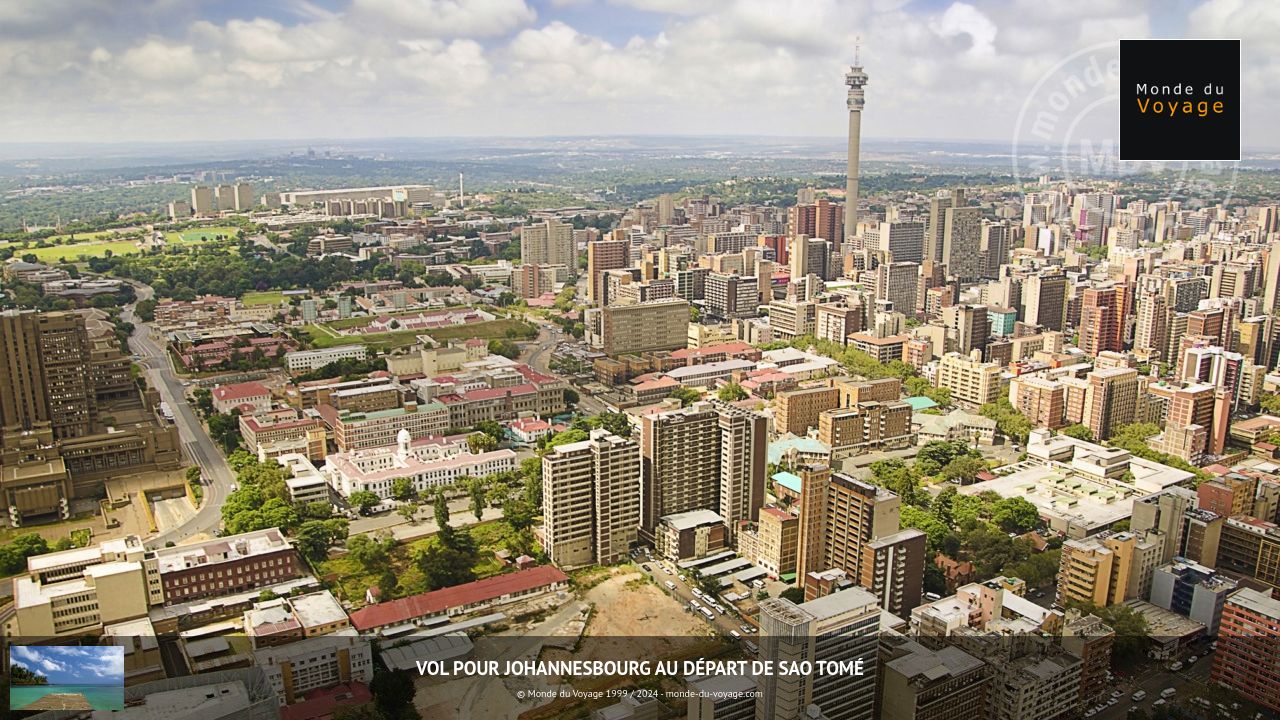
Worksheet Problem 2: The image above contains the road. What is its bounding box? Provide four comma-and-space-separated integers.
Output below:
121, 283, 233, 547
521, 321, 610, 416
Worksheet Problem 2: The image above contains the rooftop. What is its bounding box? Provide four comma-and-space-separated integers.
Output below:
347, 565, 568, 631
658, 508, 726, 531
1226, 586, 1280, 619
153, 528, 292, 574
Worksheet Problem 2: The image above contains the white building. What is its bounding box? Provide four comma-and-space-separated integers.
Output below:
323, 429, 516, 499
284, 345, 369, 373
254, 631, 373, 705
276, 454, 331, 506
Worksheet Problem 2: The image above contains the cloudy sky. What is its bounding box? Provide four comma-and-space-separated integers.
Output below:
0, 0, 1275, 146
10, 646, 124, 685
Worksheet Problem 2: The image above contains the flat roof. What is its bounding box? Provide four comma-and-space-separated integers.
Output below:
659, 508, 725, 530
771, 471, 802, 493
154, 528, 292, 574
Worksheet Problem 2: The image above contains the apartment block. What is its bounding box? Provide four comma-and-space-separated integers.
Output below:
935, 351, 1002, 408
587, 238, 630, 306
597, 298, 690, 356
773, 386, 839, 437
520, 218, 575, 268
1056, 532, 1158, 607
1217, 516, 1280, 588
1211, 588, 1280, 714
879, 639, 988, 720
542, 429, 641, 568
817, 400, 914, 454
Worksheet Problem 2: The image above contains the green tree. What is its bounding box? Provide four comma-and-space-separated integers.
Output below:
1060, 423, 1094, 441
186, 465, 203, 484
349, 490, 381, 514
901, 505, 953, 553
348, 533, 394, 570
398, 501, 419, 524
1259, 392, 1280, 414
391, 477, 417, 502
503, 497, 537, 530
487, 338, 520, 359
0, 533, 51, 575
780, 586, 806, 603
467, 432, 498, 454
668, 386, 701, 407
940, 456, 987, 485
369, 669, 419, 720
468, 479, 487, 521
433, 490, 451, 529
992, 497, 1041, 533
474, 420, 504, 441
590, 411, 632, 438
413, 533, 479, 590
717, 383, 748, 402
294, 519, 346, 562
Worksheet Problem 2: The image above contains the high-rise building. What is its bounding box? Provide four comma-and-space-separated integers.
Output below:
233, 182, 254, 211
757, 587, 880, 720
0, 310, 98, 440
520, 218, 576, 268
705, 272, 760, 320
925, 190, 964, 266
542, 429, 641, 569
866, 528, 927, 617
1010, 376, 1065, 429
1022, 270, 1067, 332
774, 386, 840, 436
214, 184, 236, 211
817, 401, 914, 455
639, 401, 767, 538
789, 199, 844, 246
586, 238, 630, 306
876, 220, 925, 264
595, 298, 690, 356
1082, 367, 1138, 441
190, 185, 214, 216
980, 221, 1011, 278
1211, 588, 1280, 714
1060, 613, 1116, 710
844, 60, 869, 252
1078, 285, 1123, 357
1148, 559, 1237, 635
942, 304, 991, 358
874, 262, 920, 317
942, 206, 983, 281
1056, 532, 1158, 607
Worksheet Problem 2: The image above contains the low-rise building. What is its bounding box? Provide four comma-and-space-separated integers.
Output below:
317, 401, 450, 451
285, 346, 369, 373
324, 429, 515, 500
154, 528, 304, 603
212, 381, 273, 414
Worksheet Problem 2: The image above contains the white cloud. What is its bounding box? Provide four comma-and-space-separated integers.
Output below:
119, 39, 201, 82
351, 0, 537, 37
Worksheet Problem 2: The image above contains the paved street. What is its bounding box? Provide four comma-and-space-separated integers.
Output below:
122, 283, 234, 548
633, 553, 758, 642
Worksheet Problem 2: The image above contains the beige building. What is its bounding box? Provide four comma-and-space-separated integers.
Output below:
739, 506, 800, 578
1056, 531, 1159, 608
597, 298, 690, 356
774, 386, 839, 436
542, 429, 641, 569
936, 350, 1002, 408
1083, 367, 1138, 441
10, 535, 163, 639
521, 218, 576, 268
316, 401, 450, 451
818, 400, 914, 454
879, 639, 988, 720
767, 298, 816, 340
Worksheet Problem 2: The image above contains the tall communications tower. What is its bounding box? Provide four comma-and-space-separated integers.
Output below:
844, 51, 868, 252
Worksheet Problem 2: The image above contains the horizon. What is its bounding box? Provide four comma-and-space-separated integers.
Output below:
9, 646, 124, 686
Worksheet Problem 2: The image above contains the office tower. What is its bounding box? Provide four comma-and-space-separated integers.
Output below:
1211, 588, 1280, 714
1133, 288, 1168, 358
942, 206, 983, 281
595, 298, 689, 356
788, 233, 810, 282
879, 640, 988, 720
844, 59, 868, 252
942, 304, 991, 357
1155, 383, 1214, 464
717, 403, 769, 540
1056, 532, 1157, 607
167, 200, 191, 220
705, 272, 760, 320
1130, 487, 1196, 565
587, 238, 629, 306
756, 587, 880, 720
520, 218, 576, 268
542, 429, 640, 569
874, 262, 920, 316
1211, 262, 1257, 300
935, 351, 1002, 408
875, 220, 925, 264
639, 401, 767, 537
190, 185, 214, 216
1187, 307, 1229, 349
1078, 285, 1123, 357
925, 190, 964, 266
1148, 560, 1237, 635
214, 184, 236, 211
980, 221, 1010, 278
1022, 270, 1067, 332
789, 199, 844, 246
767, 298, 816, 340
656, 193, 676, 225
233, 182, 254, 211
0, 310, 97, 440
1082, 367, 1138, 441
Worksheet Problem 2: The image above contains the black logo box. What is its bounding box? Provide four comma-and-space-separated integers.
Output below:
1120, 39, 1240, 162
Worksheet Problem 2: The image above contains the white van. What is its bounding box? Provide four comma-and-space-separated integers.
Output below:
1160, 688, 1176, 699
665, 580, 676, 590
1131, 691, 1146, 702
700, 607, 715, 620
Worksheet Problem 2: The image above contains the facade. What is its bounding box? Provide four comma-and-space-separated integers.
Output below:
542, 429, 641, 568
756, 587, 880, 720
317, 401, 450, 451
1056, 532, 1158, 608
587, 238, 630, 306
324, 430, 516, 500
284, 346, 369, 373
597, 298, 691, 356
935, 351, 1002, 408
738, 506, 800, 578
520, 218, 576, 269
817, 400, 913, 454
705, 272, 760, 320
348, 565, 569, 633
239, 409, 327, 462
1211, 587, 1280, 713
774, 386, 839, 436
255, 632, 374, 705
1083, 367, 1138, 442
866, 528, 927, 617
1148, 559, 1237, 635
879, 640, 988, 720
154, 528, 304, 603
212, 381, 273, 414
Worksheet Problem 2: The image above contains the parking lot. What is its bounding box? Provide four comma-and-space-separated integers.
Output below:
630, 548, 762, 649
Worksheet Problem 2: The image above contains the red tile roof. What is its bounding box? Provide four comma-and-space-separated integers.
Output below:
348, 565, 568, 631
279, 683, 372, 720
213, 381, 271, 402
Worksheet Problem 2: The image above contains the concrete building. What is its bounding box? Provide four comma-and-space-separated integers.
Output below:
879, 639, 988, 720
844, 59, 868, 248
1056, 532, 1158, 607
1217, 515, 1280, 588
284, 345, 369, 373
705, 272, 760, 320
154, 528, 304, 603
1148, 559, 1237, 635
1211, 587, 1280, 714
323, 430, 516, 500
756, 586, 880, 720
191, 185, 215, 216
935, 351, 1002, 409
738, 506, 800, 578
316, 401, 450, 451
774, 386, 839, 436
542, 429, 641, 568
817, 401, 914, 454
866, 528, 928, 617
521, 218, 576, 269
587, 238, 630, 306
656, 508, 727, 561
875, 262, 921, 316
1082, 367, 1138, 442
255, 632, 374, 705
596, 298, 690, 356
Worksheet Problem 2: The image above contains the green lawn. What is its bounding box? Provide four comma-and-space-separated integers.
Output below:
241, 290, 285, 306
307, 318, 529, 352
163, 226, 240, 243
20, 239, 145, 262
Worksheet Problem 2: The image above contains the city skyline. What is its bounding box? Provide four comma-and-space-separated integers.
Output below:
3, 0, 1278, 147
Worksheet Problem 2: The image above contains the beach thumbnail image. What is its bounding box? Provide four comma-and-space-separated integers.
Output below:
9, 645, 124, 712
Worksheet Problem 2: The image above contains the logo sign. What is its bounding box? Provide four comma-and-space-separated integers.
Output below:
1120, 39, 1240, 161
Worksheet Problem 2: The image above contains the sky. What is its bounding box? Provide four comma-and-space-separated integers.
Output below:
9, 646, 124, 685
0, 0, 1276, 146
